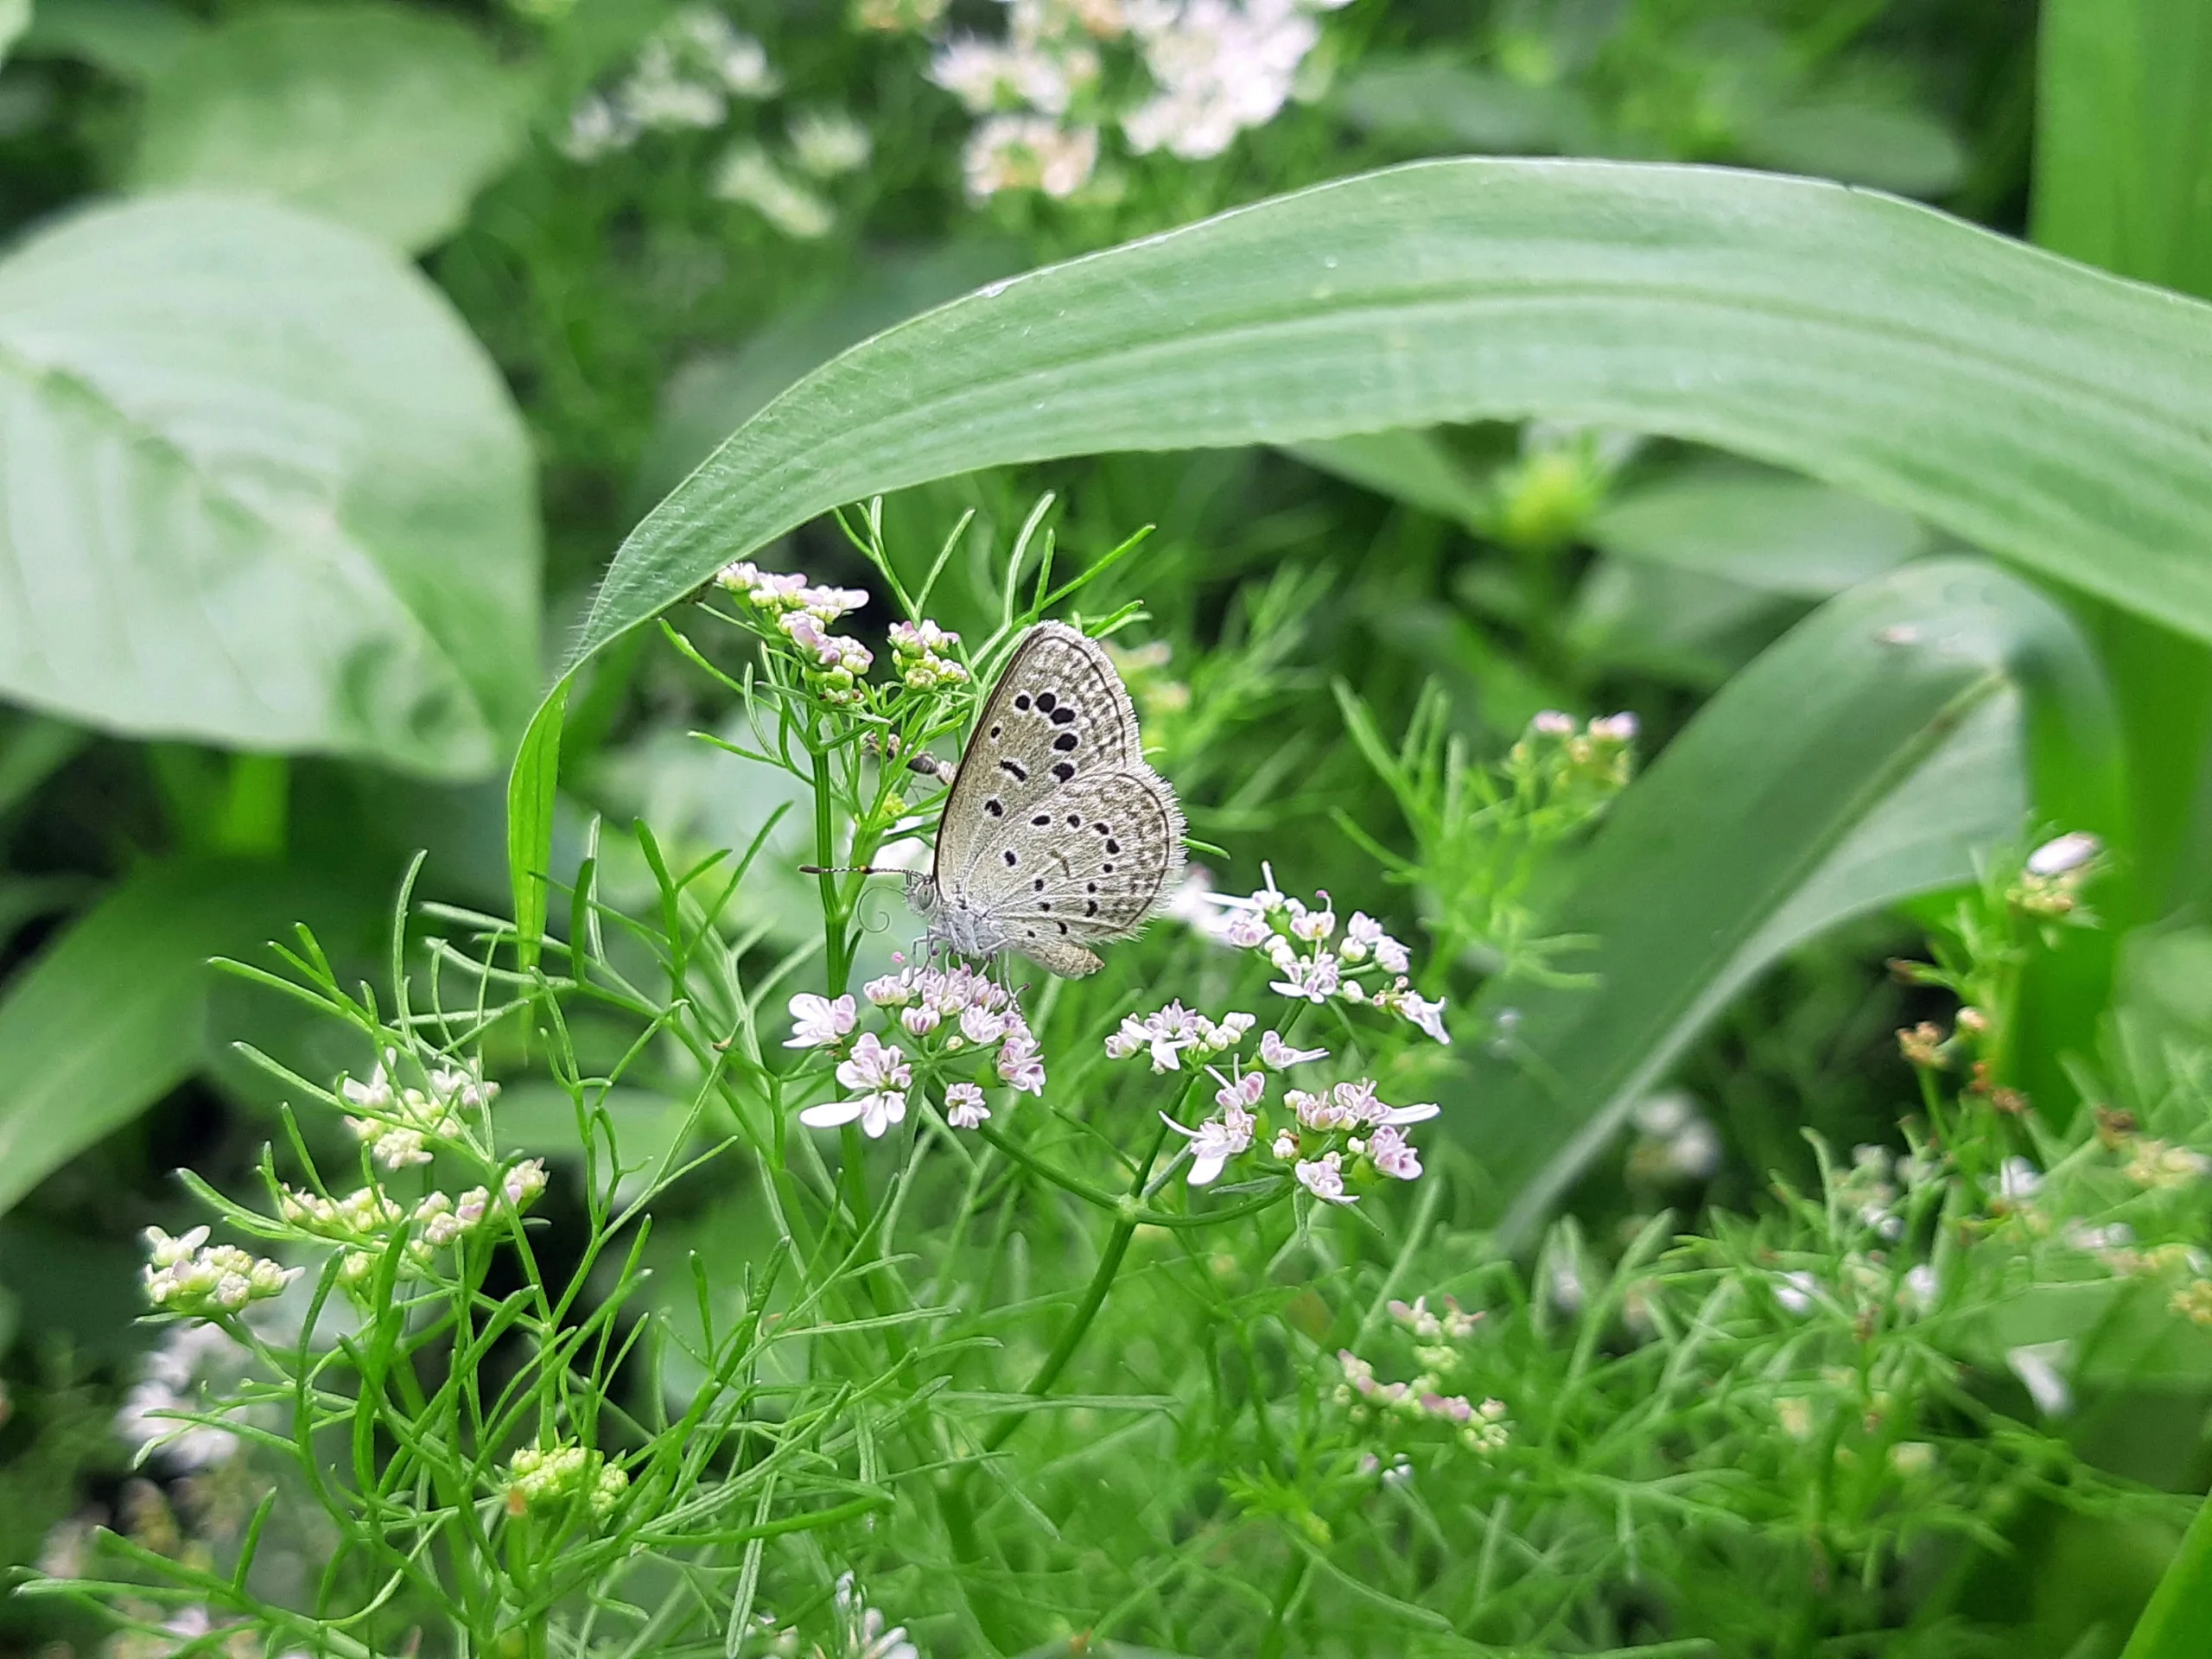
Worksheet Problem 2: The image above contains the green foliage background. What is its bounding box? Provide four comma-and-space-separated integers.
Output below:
0, 0, 2209, 1653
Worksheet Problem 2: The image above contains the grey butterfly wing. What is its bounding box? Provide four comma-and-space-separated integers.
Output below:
956, 767, 1188, 977
936, 621, 1143, 896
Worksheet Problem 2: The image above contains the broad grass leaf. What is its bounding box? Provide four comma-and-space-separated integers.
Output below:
0, 194, 539, 775
128, 2, 531, 252
0, 860, 375, 1218
569, 159, 2212, 666
2122, 1480, 2212, 1657
1452, 558, 2122, 1243
1589, 461, 1934, 599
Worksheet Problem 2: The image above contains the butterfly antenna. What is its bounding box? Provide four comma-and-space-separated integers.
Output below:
798, 864, 897, 875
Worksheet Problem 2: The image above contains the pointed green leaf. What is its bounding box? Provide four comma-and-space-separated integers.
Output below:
1452, 558, 2121, 1243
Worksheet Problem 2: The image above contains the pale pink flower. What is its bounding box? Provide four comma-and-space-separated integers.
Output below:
1270, 952, 1340, 1003
1295, 1151, 1356, 1205
799, 1089, 907, 1138
1367, 1124, 1422, 1180
1258, 1031, 1327, 1068
836, 1033, 911, 1095
1222, 911, 1273, 949
1163, 1105, 1255, 1185
997, 1031, 1046, 1095
863, 972, 915, 1008
901, 1004, 942, 1037
1373, 936, 1411, 976
1287, 898, 1335, 943
785, 992, 857, 1049
959, 1005, 1007, 1046
943, 1082, 990, 1129
1211, 1068, 1265, 1113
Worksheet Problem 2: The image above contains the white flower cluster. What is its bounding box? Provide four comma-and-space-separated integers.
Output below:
339, 1053, 497, 1172
1122, 0, 1350, 162
1624, 1090, 1723, 1185
1335, 1349, 1510, 1454
1193, 864, 1450, 1044
115, 1323, 251, 1471
276, 1163, 544, 1289
715, 560, 874, 702
560, 7, 781, 161
787, 966, 1045, 1139
926, 0, 1344, 200
141, 1227, 297, 1319
507, 1441, 630, 1521
1100, 1008, 1437, 1199
559, 10, 868, 241
887, 619, 969, 690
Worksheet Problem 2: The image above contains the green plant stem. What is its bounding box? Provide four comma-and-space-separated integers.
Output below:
985, 1118, 1174, 1454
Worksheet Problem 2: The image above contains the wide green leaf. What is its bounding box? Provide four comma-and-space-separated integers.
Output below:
1587, 461, 1933, 599
128, 3, 531, 253
2122, 1490, 2212, 1659
0, 194, 539, 775
1449, 557, 2121, 1243
569, 158, 2212, 668
0, 860, 372, 1217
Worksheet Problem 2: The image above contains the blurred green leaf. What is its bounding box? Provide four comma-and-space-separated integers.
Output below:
1567, 557, 1792, 688
1738, 97, 1968, 198
129, 3, 532, 253
17, 0, 204, 80
0, 859, 373, 1217
0, 194, 539, 776
639, 242, 1025, 505
1452, 558, 2120, 1242
2035, 0, 2212, 299
1589, 461, 1934, 598
1281, 429, 1491, 536
1333, 57, 1588, 152
2122, 1485, 2212, 1658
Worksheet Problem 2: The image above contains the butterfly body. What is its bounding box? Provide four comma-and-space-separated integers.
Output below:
910, 620, 1184, 978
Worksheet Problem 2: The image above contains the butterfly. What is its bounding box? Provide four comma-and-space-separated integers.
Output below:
905, 621, 1185, 977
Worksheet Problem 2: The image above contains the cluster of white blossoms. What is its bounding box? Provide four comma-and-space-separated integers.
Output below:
560, 7, 781, 161
787, 964, 1046, 1138
558, 8, 872, 240
1334, 1349, 1510, 1455
141, 1227, 296, 1320
887, 619, 969, 690
339, 1052, 498, 1172
114, 1322, 252, 1472
276, 1163, 543, 1292
1100, 1005, 1436, 1202
924, 0, 1347, 200
1192, 864, 1450, 1045
715, 560, 875, 703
